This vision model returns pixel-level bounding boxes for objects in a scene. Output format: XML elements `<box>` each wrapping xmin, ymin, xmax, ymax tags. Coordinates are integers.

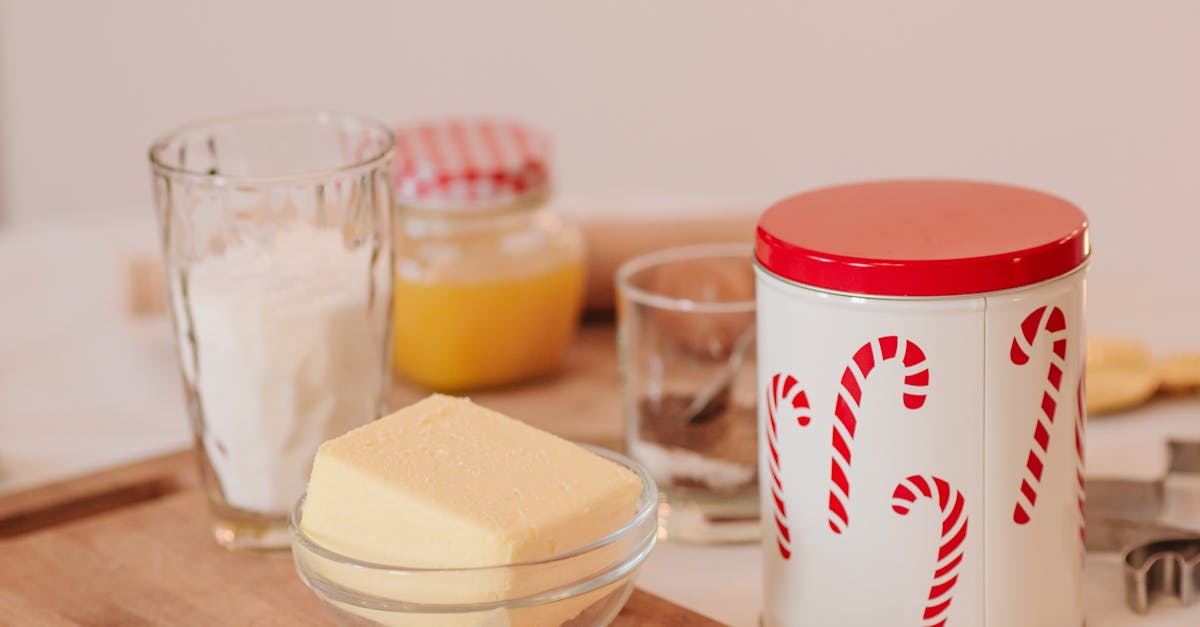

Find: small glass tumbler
<box><xmin>616</xmin><ymin>243</ymin><xmax>758</xmax><ymax>544</ymax></box>
<box><xmin>149</xmin><ymin>111</ymin><xmax>395</xmax><ymax>550</ymax></box>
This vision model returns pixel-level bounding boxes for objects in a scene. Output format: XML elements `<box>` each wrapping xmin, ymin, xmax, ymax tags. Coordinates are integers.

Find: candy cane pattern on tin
<box><xmin>828</xmin><ymin>336</ymin><xmax>929</xmax><ymax>534</ymax></box>
<box><xmin>1074</xmin><ymin>375</ymin><xmax>1086</xmax><ymax>546</ymax></box>
<box><xmin>765</xmin><ymin>373</ymin><xmax>812</xmax><ymax>559</ymax></box>
<box><xmin>892</xmin><ymin>475</ymin><xmax>968</xmax><ymax>627</ymax></box>
<box><xmin>1009</xmin><ymin>305</ymin><xmax>1068</xmax><ymax>525</ymax></box>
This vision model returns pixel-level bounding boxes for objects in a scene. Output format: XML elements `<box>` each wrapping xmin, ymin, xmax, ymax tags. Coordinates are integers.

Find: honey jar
<box><xmin>390</xmin><ymin>119</ymin><xmax>584</xmax><ymax>391</ymax></box>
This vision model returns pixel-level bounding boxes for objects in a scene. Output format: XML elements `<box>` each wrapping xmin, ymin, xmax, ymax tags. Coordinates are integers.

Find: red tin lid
<box><xmin>756</xmin><ymin>180</ymin><xmax>1090</xmax><ymax>297</ymax></box>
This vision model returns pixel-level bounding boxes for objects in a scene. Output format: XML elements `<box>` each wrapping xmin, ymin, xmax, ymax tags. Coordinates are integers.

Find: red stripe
<box><xmin>1034</xmin><ymin>422</ymin><xmax>1050</xmax><ymax>451</ymax></box>
<box><xmin>833</xmin><ymin>397</ymin><xmax>857</xmax><ymax>436</ymax></box>
<box><xmin>447</xmin><ymin>121</ymin><xmax>479</xmax><ymax>183</ymax></box>
<box><xmin>1046</xmin><ymin>307</ymin><xmax>1066</xmax><ymax>333</ymax></box>
<box><xmin>781</xmin><ymin>375</ymin><xmax>797</xmax><ymax>399</ymax></box>
<box><xmin>939</xmin><ymin>519</ymin><xmax>967</xmax><ymax>560</ymax></box>
<box><xmin>1022</xmin><ymin>307</ymin><xmax>1046</xmax><ymax>344</ymax></box>
<box><xmin>878</xmin><ymin>336</ymin><xmax>898</xmax><ymax>360</ymax></box>
<box><xmin>393</xmin><ymin>131</ymin><xmax>416</xmax><ymax>173</ymax></box>
<box><xmin>1042</xmin><ymin>393</ymin><xmax>1057</xmax><ymax>421</ymax></box>
<box><xmin>1010</xmin><ymin>339</ymin><xmax>1030</xmax><ymax>365</ymax></box>
<box><xmin>840</xmin><ymin>368</ymin><xmax>862</xmax><ymax>405</ymax></box>
<box><xmin>509</xmin><ymin>123</ymin><xmax>533</xmax><ymax>191</ymax></box>
<box><xmin>775</xmin><ymin>514</ymin><xmax>791</xmax><ymax>542</ymax></box>
<box><xmin>832</xmin><ymin>428</ymin><xmax>852</xmax><ymax>465</ymax></box>
<box><xmin>905</xmin><ymin>368</ymin><xmax>929</xmax><ymax>386</ymax></box>
<box><xmin>828</xmin><ymin>494</ymin><xmax>848</xmax><ymax>526</ymax></box>
<box><xmin>1053</xmin><ymin>338</ymin><xmax>1068</xmax><ymax>359</ymax></box>
<box><xmin>924</xmin><ymin>597</ymin><xmax>952</xmax><ymax>620</ymax></box>
<box><xmin>933</xmin><ymin>478</ymin><xmax>950</xmax><ymax>509</ymax></box>
<box><xmin>477</xmin><ymin>121</ymin><xmax>508</xmax><ymax>188</ymax></box>
<box><xmin>1048</xmin><ymin>363</ymin><xmax>1063</xmax><ymax>389</ymax></box>
<box><xmin>902</xmin><ymin>340</ymin><xmax>926</xmax><ymax>367</ymax></box>
<box><xmin>1026</xmin><ymin>453</ymin><xmax>1044</xmax><ymax>481</ymax></box>
<box><xmin>893</xmin><ymin>484</ymin><xmax>915</xmax><ymax>504</ymax></box>
<box><xmin>852</xmin><ymin>343</ymin><xmax>875</xmax><ymax>377</ymax></box>
<box><xmin>942</xmin><ymin>494</ymin><xmax>964</xmax><ymax>536</ymax></box>
<box><xmin>934</xmin><ymin>551</ymin><xmax>963</xmax><ymax>579</ymax></box>
<box><xmin>417</xmin><ymin>124</ymin><xmax>448</xmax><ymax>178</ymax></box>
<box><xmin>903</xmin><ymin>393</ymin><xmax>926</xmax><ymax>410</ymax></box>
<box><xmin>909</xmin><ymin>476</ymin><xmax>932</xmax><ymax>498</ymax></box>
<box><xmin>773</xmin><ymin>491</ymin><xmax>788</xmax><ymax>517</ymax></box>
<box><xmin>1013</xmin><ymin>503</ymin><xmax>1030</xmax><ymax>524</ymax></box>
<box><xmin>777</xmin><ymin>539</ymin><xmax>791</xmax><ymax>560</ymax></box>
<box><xmin>1020</xmin><ymin>477</ymin><xmax>1038</xmax><ymax>504</ymax></box>
<box><xmin>928</xmin><ymin>574</ymin><xmax>958</xmax><ymax>601</ymax></box>
<box><xmin>767</xmin><ymin>428</ymin><xmax>780</xmax><ymax>466</ymax></box>
<box><xmin>509</xmin><ymin>122</ymin><xmax>532</xmax><ymax>161</ymax></box>
<box><xmin>831</xmin><ymin>459</ymin><xmax>850</xmax><ymax>496</ymax></box>
<box><xmin>766</xmin><ymin>387</ymin><xmax>778</xmax><ymax>433</ymax></box>
<box><xmin>792</xmin><ymin>389</ymin><xmax>809</xmax><ymax>410</ymax></box>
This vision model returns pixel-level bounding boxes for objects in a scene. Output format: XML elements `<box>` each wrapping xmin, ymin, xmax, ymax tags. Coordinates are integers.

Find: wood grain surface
<box><xmin>0</xmin><ymin>375</ymin><xmax>721</xmax><ymax>625</ymax></box>
<box><xmin>389</xmin><ymin>322</ymin><xmax>625</xmax><ymax>449</ymax></box>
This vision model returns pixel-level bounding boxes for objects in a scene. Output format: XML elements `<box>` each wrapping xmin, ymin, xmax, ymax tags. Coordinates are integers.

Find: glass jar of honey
<box><xmin>390</xmin><ymin>119</ymin><xmax>585</xmax><ymax>391</ymax></box>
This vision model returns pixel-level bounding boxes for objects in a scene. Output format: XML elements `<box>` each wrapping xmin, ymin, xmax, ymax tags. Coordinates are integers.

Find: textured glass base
<box><xmin>209</xmin><ymin>506</ymin><xmax>290</xmax><ymax>551</ymax></box>
<box><xmin>656</xmin><ymin>485</ymin><xmax>759</xmax><ymax>544</ymax></box>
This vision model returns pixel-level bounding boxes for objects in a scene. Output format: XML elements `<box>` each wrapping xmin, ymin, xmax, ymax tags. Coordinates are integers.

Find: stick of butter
<box><xmin>299</xmin><ymin>394</ymin><xmax>643</xmax><ymax>625</ymax></box>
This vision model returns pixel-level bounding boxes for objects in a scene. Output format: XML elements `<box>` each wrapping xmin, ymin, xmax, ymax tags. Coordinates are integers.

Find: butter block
<box><xmin>299</xmin><ymin>394</ymin><xmax>643</xmax><ymax>625</ymax></box>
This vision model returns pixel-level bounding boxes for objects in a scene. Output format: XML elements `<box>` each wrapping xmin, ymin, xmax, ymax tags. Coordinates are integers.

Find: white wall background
<box><xmin>1</xmin><ymin>0</ymin><xmax>1197</xmax><ymax>334</ymax></box>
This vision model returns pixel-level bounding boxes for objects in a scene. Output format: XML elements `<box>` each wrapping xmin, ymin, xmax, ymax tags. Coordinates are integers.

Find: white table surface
<box><xmin>2</xmin><ymin>219</ymin><xmax>1199</xmax><ymax>626</ymax></box>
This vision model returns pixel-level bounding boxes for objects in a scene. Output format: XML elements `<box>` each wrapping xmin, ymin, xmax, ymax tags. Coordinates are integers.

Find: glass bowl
<box><xmin>289</xmin><ymin>445</ymin><xmax>659</xmax><ymax>626</ymax></box>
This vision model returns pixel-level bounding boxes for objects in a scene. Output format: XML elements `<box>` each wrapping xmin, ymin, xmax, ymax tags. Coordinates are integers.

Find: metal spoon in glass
<box><xmin>680</xmin><ymin>327</ymin><xmax>756</xmax><ymax>424</ymax></box>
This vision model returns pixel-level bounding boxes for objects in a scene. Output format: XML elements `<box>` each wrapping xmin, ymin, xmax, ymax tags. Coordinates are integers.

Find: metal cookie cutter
<box><xmin>1087</xmin><ymin>439</ymin><xmax>1200</xmax><ymax>614</ymax></box>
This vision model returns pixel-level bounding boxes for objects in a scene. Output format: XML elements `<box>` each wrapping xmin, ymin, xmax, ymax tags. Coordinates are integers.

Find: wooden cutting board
<box><xmin>0</xmin><ymin>448</ymin><xmax>721</xmax><ymax>626</ymax></box>
<box><xmin>0</xmin><ymin>322</ymin><xmax>721</xmax><ymax>625</ymax></box>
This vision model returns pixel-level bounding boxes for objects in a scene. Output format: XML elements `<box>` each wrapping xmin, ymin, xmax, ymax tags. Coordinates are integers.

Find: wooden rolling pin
<box><xmin>128</xmin><ymin>214</ymin><xmax>760</xmax><ymax>316</ymax></box>
<box><xmin>579</xmin><ymin>214</ymin><xmax>758</xmax><ymax>313</ymax></box>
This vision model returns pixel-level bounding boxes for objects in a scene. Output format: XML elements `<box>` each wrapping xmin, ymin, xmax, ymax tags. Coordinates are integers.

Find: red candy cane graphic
<box><xmin>829</xmin><ymin>336</ymin><xmax>929</xmax><ymax>534</ymax></box>
<box><xmin>892</xmin><ymin>475</ymin><xmax>968</xmax><ymax>627</ymax></box>
<box><xmin>1009</xmin><ymin>306</ymin><xmax>1067</xmax><ymax>525</ymax></box>
<box><xmin>766</xmin><ymin>373</ymin><xmax>812</xmax><ymax>559</ymax></box>
<box><xmin>1074</xmin><ymin>376</ymin><xmax>1086</xmax><ymax>545</ymax></box>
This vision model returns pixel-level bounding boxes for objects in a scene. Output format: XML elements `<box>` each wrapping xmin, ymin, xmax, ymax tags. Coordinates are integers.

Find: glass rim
<box><xmin>288</xmin><ymin>443</ymin><xmax>659</xmax><ymax>576</ymax></box>
<box><xmin>615</xmin><ymin>242</ymin><xmax>756</xmax><ymax>314</ymax></box>
<box><xmin>147</xmin><ymin>109</ymin><xmax>395</xmax><ymax>186</ymax></box>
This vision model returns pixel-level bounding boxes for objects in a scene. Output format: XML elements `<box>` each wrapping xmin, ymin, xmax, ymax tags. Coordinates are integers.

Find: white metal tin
<box><xmin>757</xmin><ymin>265</ymin><xmax>1086</xmax><ymax>627</ymax></box>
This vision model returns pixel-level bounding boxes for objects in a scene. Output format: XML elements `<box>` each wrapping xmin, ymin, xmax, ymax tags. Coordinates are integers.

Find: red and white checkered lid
<box><xmin>392</xmin><ymin>119</ymin><xmax>551</xmax><ymax>210</ymax></box>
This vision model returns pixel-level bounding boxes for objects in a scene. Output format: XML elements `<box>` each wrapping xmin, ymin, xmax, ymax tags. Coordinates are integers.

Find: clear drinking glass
<box><xmin>616</xmin><ymin>243</ymin><xmax>759</xmax><ymax>544</ymax></box>
<box><xmin>149</xmin><ymin>111</ymin><xmax>395</xmax><ymax>550</ymax></box>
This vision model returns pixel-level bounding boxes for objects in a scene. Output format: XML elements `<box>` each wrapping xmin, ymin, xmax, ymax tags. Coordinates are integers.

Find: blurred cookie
<box><xmin>1087</xmin><ymin>338</ymin><xmax>1151</xmax><ymax>371</ymax></box>
<box><xmin>1155</xmin><ymin>353</ymin><xmax>1200</xmax><ymax>394</ymax></box>
<box><xmin>1085</xmin><ymin>338</ymin><xmax>1158</xmax><ymax>415</ymax></box>
<box><xmin>1086</xmin><ymin>367</ymin><xmax>1160</xmax><ymax>415</ymax></box>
